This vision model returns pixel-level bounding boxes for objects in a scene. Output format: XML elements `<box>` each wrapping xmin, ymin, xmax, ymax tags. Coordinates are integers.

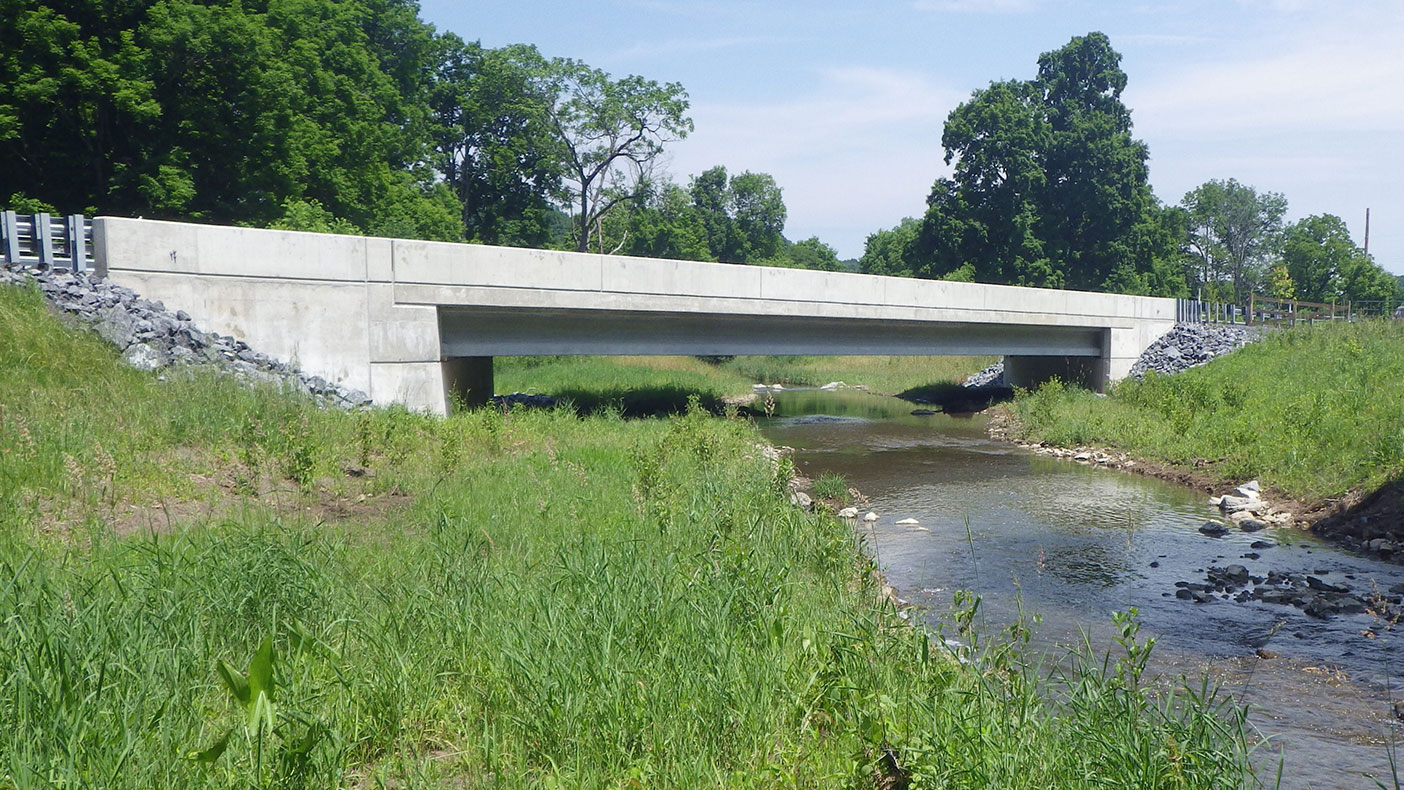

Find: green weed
<box><xmin>1010</xmin><ymin>320</ymin><xmax>1404</xmax><ymax>499</ymax></box>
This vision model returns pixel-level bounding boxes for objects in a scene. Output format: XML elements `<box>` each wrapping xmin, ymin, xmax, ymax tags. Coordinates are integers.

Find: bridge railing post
<box><xmin>34</xmin><ymin>212</ymin><xmax>55</xmax><ymax>267</ymax></box>
<box><xmin>1</xmin><ymin>211</ymin><xmax>17</xmax><ymax>263</ymax></box>
<box><xmin>66</xmin><ymin>214</ymin><xmax>88</xmax><ymax>272</ymax></box>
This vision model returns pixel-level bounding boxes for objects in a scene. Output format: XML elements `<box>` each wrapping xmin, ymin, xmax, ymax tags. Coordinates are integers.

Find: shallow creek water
<box><xmin>757</xmin><ymin>389</ymin><xmax>1403</xmax><ymax>789</ymax></box>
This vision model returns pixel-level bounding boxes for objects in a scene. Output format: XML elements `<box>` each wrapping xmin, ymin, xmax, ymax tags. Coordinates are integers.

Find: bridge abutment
<box><xmin>1003</xmin><ymin>354</ymin><xmax>1109</xmax><ymax>392</ymax></box>
<box><xmin>442</xmin><ymin>356</ymin><xmax>494</xmax><ymax>410</ymax></box>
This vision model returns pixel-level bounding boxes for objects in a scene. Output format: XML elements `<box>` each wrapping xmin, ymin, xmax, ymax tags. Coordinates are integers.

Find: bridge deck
<box><xmin>94</xmin><ymin>218</ymin><xmax>1177</xmax><ymax>413</ymax></box>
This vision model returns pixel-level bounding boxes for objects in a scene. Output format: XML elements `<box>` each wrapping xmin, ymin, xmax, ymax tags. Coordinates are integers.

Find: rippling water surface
<box><xmin>758</xmin><ymin>389</ymin><xmax>1404</xmax><ymax>789</ymax></box>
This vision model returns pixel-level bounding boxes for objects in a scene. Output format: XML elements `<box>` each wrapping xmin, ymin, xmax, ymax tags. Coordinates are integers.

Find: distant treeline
<box><xmin>2</xmin><ymin>6</ymin><xmax>1397</xmax><ymax>300</ymax></box>
<box><xmin>860</xmin><ymin>33</ymin><xmax>1401</xmax><ymax>307</ymax></box>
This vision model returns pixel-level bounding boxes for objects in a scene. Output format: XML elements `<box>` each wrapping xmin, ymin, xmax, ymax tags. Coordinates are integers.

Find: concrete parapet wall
<box><xmin>93</xmin><ymin>217</ymin><xmax>1178</xmax><ymax>415</ymax></box>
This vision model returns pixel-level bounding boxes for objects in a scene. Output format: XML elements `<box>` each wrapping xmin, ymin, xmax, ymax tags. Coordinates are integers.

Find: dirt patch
<box><xmin>44</xmin><ymin>459</ymin><xmax>414</xmax><ymax>539</ymax></box>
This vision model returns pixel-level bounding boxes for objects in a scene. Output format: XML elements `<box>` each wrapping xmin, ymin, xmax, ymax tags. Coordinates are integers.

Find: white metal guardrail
<box><xmin>1</xmin><ymin>211</ymin><xmax>94</xmax><ymax>271</ymax></box>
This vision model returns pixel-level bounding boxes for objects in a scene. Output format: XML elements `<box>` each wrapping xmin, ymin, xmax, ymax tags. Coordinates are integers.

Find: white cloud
<box><xmin>912</xmin><ymin>0</ymin><xmax>1038</xmax><ymax>13</ymax></box>
<box><xmin>666</xmin><ymin>66</ymin><xmax>963</xmax><ymax>257</ymax></box>
<box><xmin>1129</xmin><ymin>6</ymin><xmax>1404</xmax><ymax>138</ymax></box>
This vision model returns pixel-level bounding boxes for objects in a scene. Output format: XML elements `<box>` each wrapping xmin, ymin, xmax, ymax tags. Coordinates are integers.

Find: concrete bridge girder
<box><xmin>93</xmin><ymin>218</ymin><xmax>1178</xmax><ymax>415</ymax></box>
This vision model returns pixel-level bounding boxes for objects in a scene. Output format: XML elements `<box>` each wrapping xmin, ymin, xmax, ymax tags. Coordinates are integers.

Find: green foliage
<box><xmin>269</xmin><ymin>198</ymin><xmax>359</xmax><ymax>235</ymax></box>
<box><xmin>1281</xmin><ymin>213</ymin><xmax>1399</xmax><ymax>307</ymax></box>
<box><xmin>1011</xmin><ymin>320</ymin><xmax>1404</xmax><ymax>497</ymax></box>
<box><xmin>1269</xmin><ymin>264</ymin><xmax>1296</xmax><ymax>300</ymax></box>
<box><xmin>913</xmin><ymin>33</ymin><xmax>1180</xmax><ymax>296</ymax></box>
<box><xmin>812</xmin><ymin>472</ymin><xmax>851</xmax><ymax>504</ymax></box>
<box><xmin>600</xmin><ymin>179</ymin><xmax>715</xmax><ymax>261</ymax></box>
<box><xmin>0</xmin><ymin>0</ymin><xmax>458</xmax><ymax>239</ymax></box>
<box><xmin>1180</xmin><ymin>178</ymin><xmax>1287</xmax><ymax>304</ymax></box>
<box><xmin>542</xmin><ymin>58</ymin><xmax>693</xmax><ymax>252</ymax></box>
<box><xmin>860</xmin><ymin>217</ymin><xmax>920</xmax><ymax>277</ymax></box>
<box><xmin>428</xmin><ymin>37</ymin><xmax>564</xmax><ymax>247</ymax></box>
<box><xmin>687</xmin><ymin>165</ymin><xmax>787</xmax><ymax>264</ymax></box>
<box><xmin>4</xmin><ymin>192</ymin><xmax>58</xmax><ymax>214</ymax></box>
<box><xmin>776</xmin><ymin>236</ymin><xmax>842</xmax><ymax>271</ymax></box>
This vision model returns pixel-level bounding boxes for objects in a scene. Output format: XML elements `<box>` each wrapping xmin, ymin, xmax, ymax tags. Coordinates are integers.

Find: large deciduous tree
<box><xmin>428</xmin><ymin>37</ymin><xmax>563</xmax><ymax>247</ymax></box>
<box><xmin>913</xmin><ymin>32</ymin><xmax>1180</xmax><ymax>295</ymax></box>
<box><xmin>1281</xmin><ymin>214</ymin><xmax>1399</xmax><ymax>307</ymax></box>
<box><xmin>687</xmin><ymin>165</ymin><xmax>785</xmax><ymax>263</ymax></box>
<box><xmin>540</xmin><ymin>60</ymin><xmax>691</xmax><ymax>252</ymax></box>
<box><xmin>1180</xmin><ymin>179</ymin><xmax>1286</xmax><ymax>304</ymax></box>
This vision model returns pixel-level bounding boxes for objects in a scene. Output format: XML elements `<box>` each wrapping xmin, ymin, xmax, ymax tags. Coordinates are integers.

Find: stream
<box><xmin>757</xmin><ymin>388</ymin><xmax>1404</xmax><ymax>790</ymax></box>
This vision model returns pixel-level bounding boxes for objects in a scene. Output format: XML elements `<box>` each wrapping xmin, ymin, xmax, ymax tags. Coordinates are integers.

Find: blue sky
<box><xmin>421</xmin><ymin>1</ymin><xmax>1404</xmax><ymax>273</ymax></box>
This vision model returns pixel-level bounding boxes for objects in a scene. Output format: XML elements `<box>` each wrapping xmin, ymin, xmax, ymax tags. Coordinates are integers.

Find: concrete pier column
<box><xmin>442</xmin><ymin>356</ymin><xmax>494</xmax><ymax>410</ymax></box>
<box><xmin>1003</xmin><ymin>355</ymin><xmax>1108</xmax><ymax>392</ymax></box>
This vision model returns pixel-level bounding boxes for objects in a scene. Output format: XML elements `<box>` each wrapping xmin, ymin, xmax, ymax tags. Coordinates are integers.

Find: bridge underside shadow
<box><xmin>437</xmin><ymin>306</ymin><xmax>1110</xmax><ymax>408</ymax></box>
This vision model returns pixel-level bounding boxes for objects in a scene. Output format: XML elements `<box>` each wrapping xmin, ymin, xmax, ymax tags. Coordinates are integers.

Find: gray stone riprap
<box><xmin>963</xmin><ymin>361</ymin><xmax>1005</xmax><ymax>388</ymax></box>
<box><xmin>1</xmin><ymin>262</ymin><xmax>372</xmax><ymax>408</ymax></box>
<box><xmin>491</xmin><ymin>393</ymin><xmax>558</xmax><ymax>409</ymax></box>
<box><xmin>1177</xmin><ymin>564</ymin><xmax>1397</xmax><ymax>621</ymax></box>
<box><xmin>1128</xmin><ymin>322</ymin><xmax>1264</xmax><ymax>379</ymax></box>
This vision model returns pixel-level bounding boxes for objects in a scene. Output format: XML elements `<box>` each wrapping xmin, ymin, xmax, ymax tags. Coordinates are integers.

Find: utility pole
<box><xmin>1364</xmin><ymin>208</ymin><xmax>1371</xmax><ymax>258</ymax></box>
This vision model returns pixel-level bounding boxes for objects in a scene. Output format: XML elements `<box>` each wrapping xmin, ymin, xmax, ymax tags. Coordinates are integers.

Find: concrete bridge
<box><xmin>92</xmin><ymin>217</ymin><xmax>1177</xmax><ymax>414</ymax></box>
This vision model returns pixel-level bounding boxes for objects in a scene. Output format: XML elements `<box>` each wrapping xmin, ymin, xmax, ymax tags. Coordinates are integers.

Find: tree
<box><xmin>913</xmin><ymin>32</ymin><xmax>1176</xmax><ymax>294</ymax></box>
<box><xmin>1275</xmin><ymin>213</ymin><xmax>1403</xmax><ymax>308</ymax></box>
<box><xmin>686</xmin><ymin>166</ymin><xmax>786</xmax><ymax>263</ymax></box>
<box><xmin>777</xmin><ymin>237</ymin><xmax>841</xmax><ymax>271</ymax></box>
<box><xmin>1180</xmin><ymin>179</ymin><xmax>1286</xmax><ymax>304</ymax></box>
<box><xmin>728</xmin><ymin>171</ymin><xmax>786</xmax><ymax>261</ymax></box>
<box><xmin>0</xmin><ymin>0</ymin><xmax>458</xmax><ymax>239</ymax></box>
<box><xmin>541</xmin><ymin>59</ymin><xmax>692</xmax><ymax>252</ymax></box>
<box><xmin>859</xmin><ymin>217</ymin><xmax>919</xmax><ymax>277</ymax></box>
<box><xmin>428</xmin><ymin>37</ymin><xmax>562</xmax><ymax>246</ymax></box>
<box><xmin>598</xmin><ymin>179</ymin><xmax>712</xmax><ymax>262</ymax></box>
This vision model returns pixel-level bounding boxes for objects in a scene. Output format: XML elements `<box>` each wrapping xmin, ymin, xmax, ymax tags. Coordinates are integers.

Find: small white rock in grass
<box><xmin>837</xmin><ymin>507</ymin><xmax>859</xmax><ymax>518</ymax></box>
<box><xmin>863</xmin><ymin>512</ymin><xmax>879</xmax><ymax>522</ymax></box>
<box><xmin>896</xmin><ymin>518</ymin><xmax>920</xmax><ymax>526</ymax></box>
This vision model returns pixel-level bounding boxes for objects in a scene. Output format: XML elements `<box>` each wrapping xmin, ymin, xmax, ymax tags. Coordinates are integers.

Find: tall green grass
<box><xmin>0</xmin><ymin>282</ymin><xmax>1254</xmax><ymax>787</ymax></box>
<box><xmin>494</xmin><ymin>354</ymin><xmax>996</xmax><ymax>406</ymax></box>
<box><xmin>719</xmin><ymin>355</ymin><xmax>996</xmax><ymax>393</ymax></box>
<box><xmin>1010</xmin><ymin>320</ymin><xmax>1404</xmax><ymax>498</ymax></box>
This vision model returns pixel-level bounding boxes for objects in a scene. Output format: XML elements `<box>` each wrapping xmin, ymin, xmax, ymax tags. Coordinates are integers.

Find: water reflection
<box><xmin>759</xmin><ymin>388</ymin><xmax>1404</xmax><ymax>790</ymax></box>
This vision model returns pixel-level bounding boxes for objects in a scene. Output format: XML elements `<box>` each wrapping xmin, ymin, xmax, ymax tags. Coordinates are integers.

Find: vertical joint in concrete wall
<box><xmin>442</xmin><ymin>356</ymin><xmax>494</xmax><ymax>411</ymax></box>
<box><xmin>1003</xmin><ymin>355</ymin><xmax>1107</xmax><ymax>392</ymax></box>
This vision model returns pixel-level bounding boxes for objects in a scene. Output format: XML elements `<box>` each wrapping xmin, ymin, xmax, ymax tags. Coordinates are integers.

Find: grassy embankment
<box><xmin>494</xmin><ymin>354</ymin><xmax>995</xmax><ymax>414</ymax></box>
<box><xmin>1009</xmin><ymin>320</ymin><xmax>1404</xmax><ymax>501</ymax></box>
<box><xmin>0</xmin><ymin>282</ymin><xmax>1253</xmax><ymax>788</ymax></box>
